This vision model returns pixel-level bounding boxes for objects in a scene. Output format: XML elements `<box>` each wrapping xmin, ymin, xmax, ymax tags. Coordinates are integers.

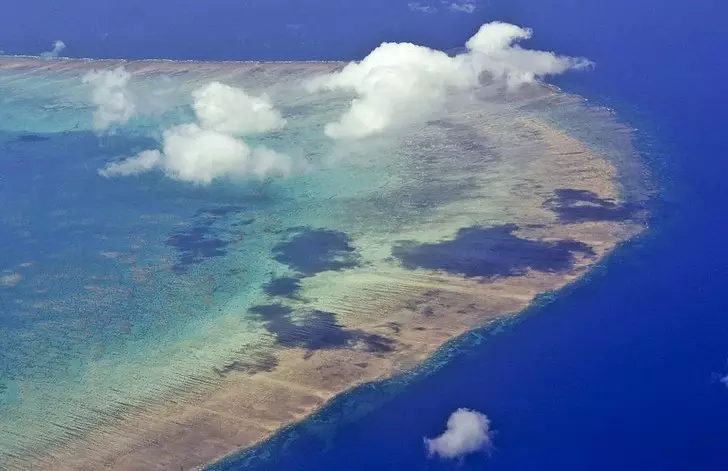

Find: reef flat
<box><xmin>0</xmin><ymin>57</ymin><xmax>647</xmax><ymax>470</ymax></box>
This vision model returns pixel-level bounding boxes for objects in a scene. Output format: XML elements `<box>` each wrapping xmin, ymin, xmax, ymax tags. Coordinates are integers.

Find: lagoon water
<box><xmin>1</xmin><ymin>0</ymin><xmax>727</xmax><ymax>470</ymax></box>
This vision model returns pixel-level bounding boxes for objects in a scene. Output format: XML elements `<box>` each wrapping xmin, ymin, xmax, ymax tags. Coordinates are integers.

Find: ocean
<box><xmin>1</xmin><ymin>0</ymin><xmax>727</xmax><ymax>470</ymax></box>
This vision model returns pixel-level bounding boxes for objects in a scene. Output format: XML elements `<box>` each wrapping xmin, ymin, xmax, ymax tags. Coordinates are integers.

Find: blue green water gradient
<box><xmin>1</xmin><ymin>0</ymin><xmax>725</xmax><ymax>469</ymax></box>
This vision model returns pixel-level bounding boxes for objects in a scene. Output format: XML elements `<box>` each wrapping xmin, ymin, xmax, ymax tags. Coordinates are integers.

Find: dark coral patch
<box><xmin>546</xmin><ymin>188</ymin><xmax>635</xmax><ymax>222</ymax></box>
<box><xmin>166</xmin><ymin>226</ymin><xmax>230</xmax><ymax>274</ymax></box>
<box><xmin>167</xmin><ymin>205</ymin><xmax>253</xmax><ymax>273</ymax></box>
<box><xmin>272</xmin><ymin>228</ymin><xmax>359</xmax><ymax>276</ymax></box>
<box><xmin>249</xmin><ymin>303</ymin><xmax>293</xmax><ymax>318</ymax></box>
<box><xmin>264</xmin><ymin>276</ymin><xmax>302</xmax><ymax>298</ymax></box>
<box><xmin>392</xmin><ymin>224</ymin><xmax>594</xmax><ymax>278</ymax></box>
<box><xmin>249</xmin><ymin>304</ymin><xmax>394</xmax><ymax>353</ymax></box>
<box><xmin>250</xmin><ymin>304</ymin><xmax>352</xmax><ymax>350</ymax></box>
<box><xmin>212</xmin><ymin>351</ymin><xmax>278</xmax><ymax>377</ymax></box>
<box><xmin>357</xmin><ymin>332</ymin><xmax>395</xmax><ymax>353</ymax></box>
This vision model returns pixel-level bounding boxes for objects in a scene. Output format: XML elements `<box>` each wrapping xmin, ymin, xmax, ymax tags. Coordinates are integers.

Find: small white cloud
<box><xmin>40</xmin><ymin>40</ymin><xmax>66</xmax><ymax>58</ymax></box>
<box><xmin>100</xmin><ymin>124</ymin><xmax>292</xmax><ymax>185</ymax></box>
<box><xmin>408</xmin><ymin>2</ymin><xmax>438</xmax><ymax>13</ymax></box>
<box><xmin>425</xmin><ymin>408</ymin><xmax>492</xmax><ymax>460</ymax></box>
<box><xmin>307</xmin><ymin>21</ymin><xmax>592</xmax><ymax>140</ymax></box>
<box><xmin>449</xmin><ymin>1</ymin><xmax>476</xmax><ymax>13</ymax></box>
<box><xmin>191</xmin><ymin>81</ymin><xmax>286</xmax><ymax>135</ymax></box>
<box><xmin>721</xmin><ymin>374</ymin><xmax>728</xmax><ymax>388</ymax></box>
<box><xmin>100</xmin><ymin>149</ymin><xmax>161</xmax><ymax>177</ymax></box>
<box><xmin>82</xmin><ymin>67</ymin><xmax>136</xmax><ymax>132</ymax></box>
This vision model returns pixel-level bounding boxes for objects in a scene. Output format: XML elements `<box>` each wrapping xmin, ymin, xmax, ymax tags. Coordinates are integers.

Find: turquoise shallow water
<box><xmin>0</xmin><ymin>63</ymin><xmax>403</xmax><ymax>444</ymax></box>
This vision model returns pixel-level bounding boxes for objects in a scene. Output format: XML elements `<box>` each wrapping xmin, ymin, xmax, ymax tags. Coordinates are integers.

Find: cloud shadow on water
<box><xmin>272</xmin><ymin>228</ymin><xmax>359</xmax><ymax>277</ymax></box>
<box><xmin>392</xmin><ymin>224</ymin><xmax>594</xmax><ymax>278</ymax></box>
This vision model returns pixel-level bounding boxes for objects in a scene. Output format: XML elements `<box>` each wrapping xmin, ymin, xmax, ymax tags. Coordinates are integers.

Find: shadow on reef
<box><xmin>249</xmin><ymin>304</ymin><xmax>394</xmax><ymax>354</ymax></box>
<box><xmin>392</xmin><ymin>224</ymin><xmax>594</xmax><ymax>278</ymax></box>
<box><xmin>545</xmin><ymin>188</ymin><xmax>636</xmax><ymax>222</ymax></box>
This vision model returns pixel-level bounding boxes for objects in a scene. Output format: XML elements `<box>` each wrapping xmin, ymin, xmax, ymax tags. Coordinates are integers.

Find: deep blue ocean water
<box><xmin>2</xmin><ymin>0</ymin><xmax>727</xmax><ymax>470</ymax></box>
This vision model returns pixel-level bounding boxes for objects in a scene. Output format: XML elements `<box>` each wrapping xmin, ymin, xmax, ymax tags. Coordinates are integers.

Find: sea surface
<box><xmin>1</xmin><ymin>0</ymin><xmax>727</xmax><ymax>470</ymax></box>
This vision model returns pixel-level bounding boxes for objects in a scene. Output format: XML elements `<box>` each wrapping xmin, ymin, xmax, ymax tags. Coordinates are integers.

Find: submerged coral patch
<box><xmin>249</xmin><ymin>304</ymin><xmax>394</xmax><ymax>353</ymax></box>
<box><xmin>166</xmin><ymin>225</ymin><xmax>230</xmax><ymax>274</ymax></box>
<box><xmin>167</xmin><ymin>205</ymin><xmax>252</xmax><ymax>273</ymax></box>
<box><xmin>392</xmin><ymin>224</ymin><xmax>594</xmax><ymax>278</ymax></box>
<box><xmin>545</xmin><ymin>188</ymin><xmax>635</xmax><ymax>222</ymax></box>
<box><xmin>212</xmin><ymin>351</ymin><xmax>278</xmax><ymax>377</ymax></box>
<box><xmin>264</xmin><ymin>276</ymin><xmax>302</xmax><ymax>298</ymax></box>
<box><xmin>272</xmin><ymin>228</ymin><xmax>359</xmax><ymax>276</ymax></box>
<box><xmin>250</xmin><ymin>304</ymin><xmax>353</xmax><ymax>350</ymax></box>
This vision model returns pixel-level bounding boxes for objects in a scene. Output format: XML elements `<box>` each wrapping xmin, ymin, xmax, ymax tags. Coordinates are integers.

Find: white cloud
<box><xmin>425</xmin><ymin>408</ymin><xmax>493</xmax><ymax>460</ymax></box>
<box><xmin>449</xmin><ymin>2</ymin><xmax>476</xmax><ymax>13</ymax></box>
<box><xmin>308</xmin><ymin>21</ymin><xmax>592</xmax><ymax>139</ymax></box>
<box><xmin>408</xmin><ymin>2</ymin><xmax>438</xmax><ymax>13</ymax></box>
<box><xmin>101</xmin><ymin>83</ymin><xmax>294</xmax><ymax>185</ymax></box>
<box><xmin>100</xmin><ymin>149</ymin><xmax>161</xmax><ymax>177</ymax></box>
<box><xmin>307</xmin><ymin>43</ymin><xmax>463</xmax><ymax>139</ymax></box>
<box><xmin>247</xmin><ymin>146</ymin><xmax>296</xmax><ymax>179</ymax></box>
<box><xmin>463</xmin><ymin>22</ymin><xmax>592</xmax><ymax>87</ymax></box>
<box><xmin>191</xmin><ymin>82</ymin><xmax>286</xmax><ymax>135</ymax></box>
<box><xmin>721</xmin><ymin>374</ymin><xmax>728</xmax><ymax>388</ymax></box>
<box><xmin>40</xmin><ymin>40</ymin><xmax>66</xmax><ymax>58</ymax></box>
<box><xmin>101</xmin><ymin>124</ymin><xmax>293</xmax><ymax>185</ymax></box>
<box><xmin>82</xmin><ymin>67</ymin><xmax>137</xmax><ymax>132</ymax></box>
